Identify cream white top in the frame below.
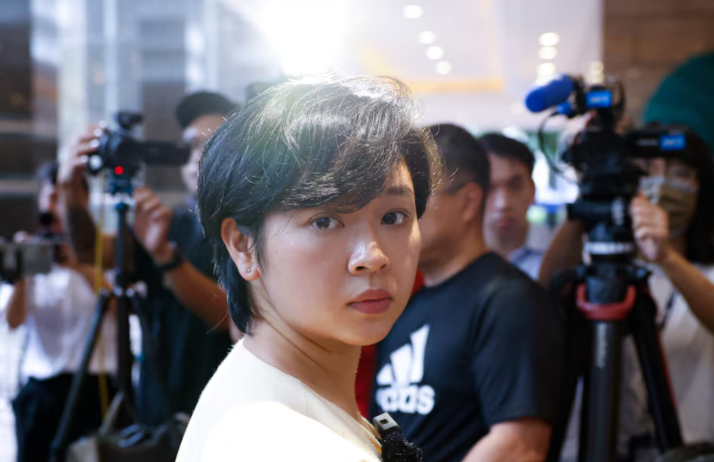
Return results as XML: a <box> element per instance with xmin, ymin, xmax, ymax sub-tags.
<box><xmin>176</xmin><ymin>340</ymin><xmax>382</xmax><ymax>462</ymax></box>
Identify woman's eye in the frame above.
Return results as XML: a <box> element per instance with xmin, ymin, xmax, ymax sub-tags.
<box><xmin>313</xmin><ymin>216</ymin><xmax>340</xmax><ymax>230</ymax></box>
<box><xmin>382</xmin><ymin>211</ymin><xmax>407</xmax><ymax>226</ymax></box>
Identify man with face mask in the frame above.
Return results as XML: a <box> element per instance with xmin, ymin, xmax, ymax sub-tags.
<box><xmin>540</xmin><ymin>128</ymin><xmax>714</xmax><ymax>460</ymax></box>
<box><xmin>58</xmin><ymin>92</ymin><xmax>236</xmax><ymax>426</ymax></box>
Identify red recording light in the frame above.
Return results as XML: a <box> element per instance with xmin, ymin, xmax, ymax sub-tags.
<box><xmin>115</xmin><ymin>166</ymin><xmax>124</xmax><ymax>175</ymax></box>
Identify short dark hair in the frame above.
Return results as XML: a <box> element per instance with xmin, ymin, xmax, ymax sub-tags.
<box><xmin>198</xmin><ymin>75</ymin><xmax>439</xmax><ymax>334</ymax></box>
<box><xmin>37</xmin><ymin>160</ymin><xmax>88</xmax><ymax>192</ymax></box>
<box><xmin>175</xmin><ymin>91</ymin><xmax>236</xmax><ymax>129</ymax></box>
<box><xmin>428</xmin><ymin>123</ymin><xmax>490</xmax><ymax>199</ymax></box>
<box><xmin>479</xmin><ymin>133</ymin><xmax>536</xmax><ymax>174</ymax></box>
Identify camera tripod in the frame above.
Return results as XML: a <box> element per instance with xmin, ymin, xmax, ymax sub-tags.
<box><xmin>549</xmin><ymin>258</ymin><xmax>683</xmax><ymax>462</ymax></box>
<box><xmin>48</xmin><ymin>178</ymin><xmax>177</xmax><ymax>462</ymax></box>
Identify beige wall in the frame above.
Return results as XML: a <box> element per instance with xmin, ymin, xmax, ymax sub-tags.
<box><xmin>604</xmin><ymin>0</ymin><xmax>714</xmax><ymax>122</ymax></box>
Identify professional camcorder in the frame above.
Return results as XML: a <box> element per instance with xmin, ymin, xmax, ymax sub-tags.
<box><xmin>526</xmin><ymin>74</ymin><xmax>691</xmax><ymax>261</ymax></box>
<box><xmin>88</xmin><ymin>111</ymin><xmax>190</xmax><ymax>185</ymax></box>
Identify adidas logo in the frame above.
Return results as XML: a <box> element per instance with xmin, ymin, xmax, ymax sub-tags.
<box><xmin>375</xmin><ymin>324</ymin><xmax>435</xmax><ymax>415</ymax></box>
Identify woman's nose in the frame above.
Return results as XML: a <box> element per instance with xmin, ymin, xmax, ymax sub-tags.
<box><xmin>348</xmin><ymin>239</ymin><xmax>389</xmax><ymax>275</ymax></box>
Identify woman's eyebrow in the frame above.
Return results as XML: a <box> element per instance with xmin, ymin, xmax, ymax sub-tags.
<box><xmin>382</xmin><ymin>185</ymin><xmax>415</xmax><ymax>197</ymax></box>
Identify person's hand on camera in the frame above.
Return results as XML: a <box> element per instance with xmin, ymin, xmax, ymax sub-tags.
<box><xmin>630</xmin><ymin>194</ymin><xmax>671</xmax><ymax>264</ymax></box>
<box><xmin>58</xmin><ymin>124</ymin><xmax>105</xmax><ymax>202</ymax></box>
<box><xmin>134</xmin><ymin>186</ymin><xmax>174</xmax><ymax>265</ymax></box>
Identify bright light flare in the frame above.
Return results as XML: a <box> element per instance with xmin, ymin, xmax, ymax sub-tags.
<box><xmin>435</xmin><ymin>61</ymin><xmax>452</xmax><ymax>75</ymax></box>
<box><xmin>426</xmin><ymin>46</ymin><xmax>444</xmax><ymax>60</ymax></box>
<box><xmin>261</xmin><ymin>0</ymin><xmax>348</xmax><ymax>76</ymax></box>
<box><xmin>539</xmin><ymin>32</ymin><xmax>560</xmax><ymax>47</ymax></box>
<box><xmin>403</xmin><ymin>5</ymin><xmax>423</xmax><ymax>19</ymax></box>
<box><xmin>418</xmin><ymin>31</ymin><xmax>436</xmax><ymax>44</ymax></box>
<box><xmin>538</xmin><ymin>46</ymin><xmax>558</xmax><ymax>60</ymax></box>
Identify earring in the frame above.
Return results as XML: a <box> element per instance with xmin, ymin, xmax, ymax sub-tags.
<box><xmin>246</xmin><ymin>268</ymin><xmax>252</xmax><ymax>274</ymax></box>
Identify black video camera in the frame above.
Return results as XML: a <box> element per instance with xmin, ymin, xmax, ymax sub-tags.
<box><xmin>526</xmin><ymin>75</ymin><xmax>691</xmax><ymax>262</ymax></box>
<box><xmin>88</xmin><ymin>111</ymin><xmax>190</xmax><ymax>192</ymax></box>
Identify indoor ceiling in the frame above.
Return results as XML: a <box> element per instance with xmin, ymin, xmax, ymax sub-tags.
<box><xmin>222</xmin><ymin>0</ymin><xmax>602</xmax><ymax>131</ymax></box>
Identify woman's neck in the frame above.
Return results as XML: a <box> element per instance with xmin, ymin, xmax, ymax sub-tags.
<box><xmin>243</xmin><ymin>320</ymin><xmax>363</xmax><ymax>421</ymax></box>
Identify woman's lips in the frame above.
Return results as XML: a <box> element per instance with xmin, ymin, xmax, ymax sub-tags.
<box><xmin>348</xmin><ymin>289</ymin><xmax>393</xmax><ymax>315</ymax></box>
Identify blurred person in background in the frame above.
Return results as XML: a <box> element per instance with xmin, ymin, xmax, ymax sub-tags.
<box><xmin>2</xmin><ymin>161</ymin><xmax>117</xmax><ymax>462</ymax></box>
<box><xmin>371</xmin><ymin>123</ymin><xmax>563</xmax><ymax>462</ymax></box>
<box><xmin>58</xmin><ymin>91</ymin><xmax>235</xmax><ymax>426</ymax></box>
<box><xmin>540</xmin><ymin>128</ymin><xmax>714</xmax><ymax>460</ymax></box>
<box><xmin>481</xmin><ymin>133</ymin><xmax>543</xmax><ymax>279</ymax></box>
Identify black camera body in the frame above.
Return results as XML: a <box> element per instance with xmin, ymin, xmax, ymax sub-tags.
<box><xmin>531</xmin><ymin>76</ymin><xmax>690</xmax><ymax>263</ymax></box>
<box><xmin>88</xmin><ymin>111</ymin><xmax>191</xmax><ymax>192</ymax></box>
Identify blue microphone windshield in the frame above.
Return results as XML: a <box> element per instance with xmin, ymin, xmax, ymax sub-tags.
<box><xmin>524</xmin><ymin>74</ymin><xmax>575</xmax><ymax>113</ymax></box>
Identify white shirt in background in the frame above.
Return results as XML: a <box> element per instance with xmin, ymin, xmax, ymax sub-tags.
<box><xmin>177</xmin><ymin>341</ymin><xmax>382</xmax><ymax>462</ymax></box>
<box><xmin>623</xmin><ymin>265</ymin><xmax>714</xmax><ymax>444</ymax></box>
<box><xmin>0</xmin><ymin>264</ymin><xmax>117</xmax><ymax>381</ymax></box>
<box><xmin>508</xmin><ymin>223</ymin><xmax>552</xmax><ymax>280</ymax></box>
<box><xmin>561</xmin><ymin>264</ymin><xmax>714</xmax><ymax>461</ymax></box>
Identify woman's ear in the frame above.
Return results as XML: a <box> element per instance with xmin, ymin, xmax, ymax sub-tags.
<box><xmin>221</xmin><ymin>218</ymin><xmax>260</xmax><ymax>281</ymax></box>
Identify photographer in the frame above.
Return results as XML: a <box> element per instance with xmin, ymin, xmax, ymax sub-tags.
<box><xmin>58</xmin><ymin>92</ymin><xmax>235</xmax><ymax>426</ymax></box>
<box><xmin>2</xmin><ymin>161</ymin><xmax>117</xmax><ymax>462</ymax></box>
<box><xmin>539</xmin><ymin>128</ymin><xmax>714</xmax><ymax>456</ymax></box>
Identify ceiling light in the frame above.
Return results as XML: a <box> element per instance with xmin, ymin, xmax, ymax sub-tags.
<box><xmin>403</xmin><ymin>5</ymin><xmax>423</xmax><ymax>19</ymax></box>
<box><xmin>538</xmin><ymin>46</ymin><xmax>557</xmax><ymax>60</ymax></box>
<box><xmin>418</xmin><ymin>31</ymin><xmax>436</xmax><ymax>44</ymax></box>
<box><xmin>539</xmin><ymin>32</ymin><xmax>560</xmax><ymax>47</ymax></box>
<box><xmin>537</xmin><ymin>62</ymin><xmax>556</xmax><ymax>77</ymax></box>
<box><xmin>435</xmin><ymin>61</ymin><xmax>452</xmax><ymax>75</ymax></box>
<box><xmin>426</xmin><ymin>46</ymin><xmax>444</xmax><ymax>60</ymax></box>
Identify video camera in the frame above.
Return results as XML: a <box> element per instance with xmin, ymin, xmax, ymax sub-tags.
<box><xmin>525</xmin><ymin>75</ymin><xmax>691</xmax><ymax>262</ymax></box>
<box><xmin>0</xmin><ymin>238</ymin><xmax>54</xmax><ymax>283</ymax></box>
<box><xmin>88</xmin><ymin>111</ymin><xmax>190</xmax><ymax>193</ymax></box>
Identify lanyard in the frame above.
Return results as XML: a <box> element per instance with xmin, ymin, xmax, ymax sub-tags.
<box><xmin>657</xmin><ymin>289</ymin><xmax>678</xmax><ymax>331</ymax></box>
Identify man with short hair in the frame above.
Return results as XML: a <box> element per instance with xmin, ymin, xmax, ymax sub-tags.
<box><xmin>371</xmin><ymin>124</ymin><xmax>563</xmax><ymax>462</ymax></box>
<box><xmin>481</xmin><ymin>133</ymin><xmax>544</xmax><ymax>279</ymax></box>
<box><xmin>59</xmin><ymin>91</ymin><xmax>236</xmax><ymax>425</ymax></box>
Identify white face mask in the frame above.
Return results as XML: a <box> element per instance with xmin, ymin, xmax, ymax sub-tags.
<box><xmin>639</xmin><ymin>176</ymin><xmax>698</xmax><ymax>237</ymax></box>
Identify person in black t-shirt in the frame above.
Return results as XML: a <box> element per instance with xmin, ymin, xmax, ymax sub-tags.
<box><xmin>371</xmin><ymin>124</ymin><xmax>564</xmax><ymax>462</ymax></box>
<box><xmin>58</xmin><ymin>92</ymin><xmax>236</xmax><ymax>425</ymax></box>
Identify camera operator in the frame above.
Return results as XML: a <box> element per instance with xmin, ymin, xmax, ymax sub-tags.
<box><xmin>540</xmin><ymin>127</ymin><xmax>714</xmax><ymax>457</ymax></box>
<box><xmin>58</xmin><ymin>92</ymin><xmax>235</xmax><ymax>426</ymax></box>
<box><xmin>2</xmin><ymin>161</ymin><xmax>117</xmax><ymax>462</ymax></box>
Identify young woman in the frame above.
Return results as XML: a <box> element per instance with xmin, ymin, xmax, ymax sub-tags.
<box><xmin>176</xmin><ymin>75</ymin><xmax>438</xmax><ymax>462</ymax></box>
<box><xmin>541</xmin><ymin>128</ymin><xmax>714</xmax><ymax>459</ymax></box>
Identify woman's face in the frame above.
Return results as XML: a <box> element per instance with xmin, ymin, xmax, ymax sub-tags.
<box><xmin>249</xmin><ymin>163</ymin><xmax>421</xmax><ymax>347</ymax></box>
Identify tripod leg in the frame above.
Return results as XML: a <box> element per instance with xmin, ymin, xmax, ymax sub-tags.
<box><xmin>585</xmin><ymin>321</ymin><xmax>623</xmax><ymax>462</ymax></box>
<box><xmin>49</xmin><ymin>290</ymin><xmax>112</xmax><ymax>462</ymax></box>
<box><xmin>628</xmin><ymin>293</ymin><xmax>683</xmax><ymax>452</ymax></box>
<box><xmin>127</xmin><ymin>290</ymin><xmax>182</xmax><ymax>453</ymax></box>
